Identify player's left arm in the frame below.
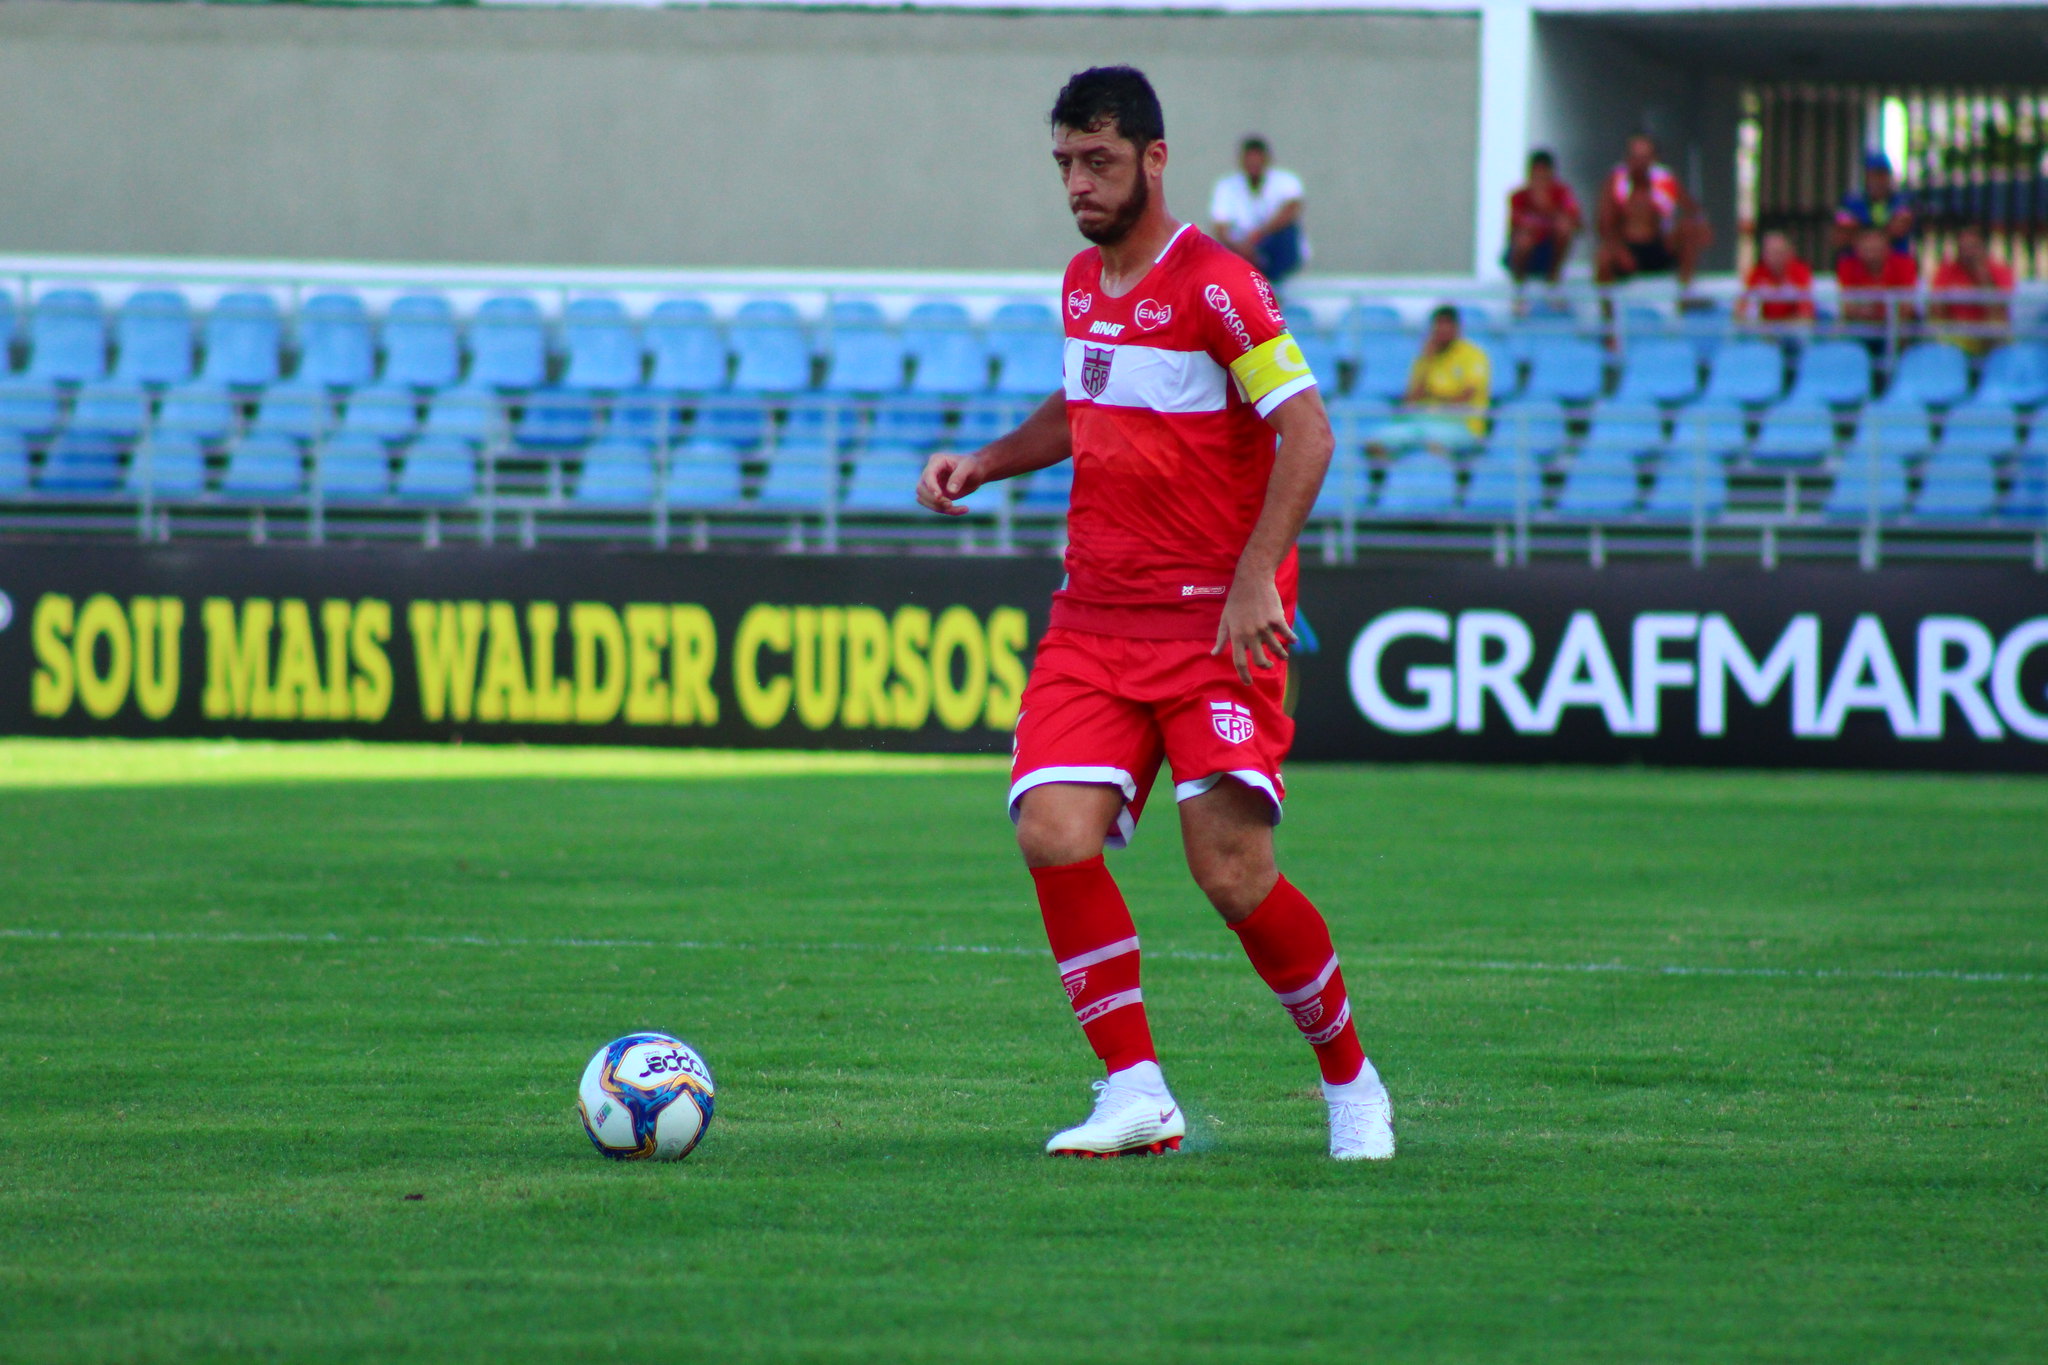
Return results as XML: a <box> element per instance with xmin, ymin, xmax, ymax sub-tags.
<box><xmin>1214</xmin><ymin>386</ymin><xmax>1333</xmax><ymax>685</ymax></box>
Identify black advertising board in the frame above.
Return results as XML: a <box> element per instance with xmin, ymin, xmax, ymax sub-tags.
<box><xmin>1</xmin><ymin>544</ymin><xmax>2044</xmax><ymax>772</ymax></box>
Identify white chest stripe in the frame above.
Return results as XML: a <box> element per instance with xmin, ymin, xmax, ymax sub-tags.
<box><xmin>1063</xmin><ymin>338</ymin><xmax>1230</xmax><ymax>414</ymax></box>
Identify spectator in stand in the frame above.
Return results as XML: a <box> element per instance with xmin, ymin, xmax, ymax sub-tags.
<box><xmin>1371</xmin><ymin>306</ymin><xmax>1491</xmax><ymax>452</ymax></box>
<box><xmin>1832</xmin><ymin>152</ymin><xmax>1916</xmax><ymax>263</ymax></box>
<box><xmin>1595</xmin><ymin>134</ymin><xmax>1712</xmax><ymax>288</ymax></box>
<box><xmin>1836</xmin><ymin>224</ymin><xmax>1920</xmax><ymax>332</ymax></box>
<box><xmin>1929</xmin><ymin>223</ymin><xmax>2015</xmax><ymax>355</ymax></box>
<box><xmin>1505</xmin><ymin>150</ymin><xmax>1582</xmax><ymax>286</ymax></box>
<box><xmin>1209</xmin><ymin>135</ymin><xmax>1308</xmax><ymax>287</ymax></box>
<box><xmin>1740</xmin><ymin>231</ymin><xmax>1816</xmax><ymax>325</ymax></box>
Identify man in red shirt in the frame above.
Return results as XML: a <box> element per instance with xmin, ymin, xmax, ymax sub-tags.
<box><xmin>1505</xmin><ymin>149</ymin><xmax>1582</xmax><ymax>285</ymax></box>
<box><xmin>1740</xmin><ymin>231</ymin><xmax>1815</xmax><ymax>324</ymax></box>
<box><xmin>1836</xmin><ymin>225</ymin><xmax>1919</xmax><ymax>330</ymax></box>
<box><xmin>1930</xmin><ymin>224</ymin><xmax>2015</xmax><ymax>355</ymax></box>
<box><xmin>915</xmin><ymin>66</ymin><xmax>1391</xmax><ymax>1162</ymax></box>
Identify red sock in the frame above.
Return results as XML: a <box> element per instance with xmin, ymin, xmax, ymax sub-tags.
<box><xmin>1229</xmin><ymin>875</ymin><xmax>1366</xmax><ymax>1085</ymax></box>
<box><xmin>1030</xmin><ymin>855</ymin><xmax>1156</xmax><ymax>1075</ymax></box>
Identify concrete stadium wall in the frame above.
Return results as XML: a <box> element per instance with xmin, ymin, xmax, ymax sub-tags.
<box><xmin>0</xmin><ymin>2</ymin><xmax>1479</xmax><ymax>276</ymax></box>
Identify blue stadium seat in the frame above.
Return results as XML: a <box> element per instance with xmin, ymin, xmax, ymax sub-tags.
<box><xmin>646</xmin><ymin>299</ymin><xmax>727</xmax><ymax>392</ymax></box>
<box><xmin>1352</xmin><ymin>333</ymin><xmax>1419</xmax><ymax>401</ymax></box>
<box><xmin>1580</xmin><ymin>401</ymin><xmax>1666</xmax><ymax>458</ymax></box>
<box><xmin>1336</xmin><ymin>303</ymin><xmax>1404</xmax><ymax>354</ymax></box>
<box><xmin>573</xmin><ymin>439</ymin><xmax>657</xmax><ymax>506</ymax></box>
<box><xmin>1294</xmin><ymin>332</ymin><xmax>1343</xmax><ymax>395</ymax></box>
<box><xmin>1487</xmin><ymin>398</ymin><xmax>1567</xmax><ymax>461</ymax></box>
<box><xmin>1455</xmin><ymin>304</ymin><xmax>1495</xmax><ymax>337</ymax></box>
<box><xmin>1613</xmin><ymin>338</ymin><xmax>1701</xmax><ymax>405</ymax></box>
<box><xmin>731</xmin><ymin>299</ymin><xmax>812</xmax><ymax>393</ymax></box>
<box><xmin>315</xmin><ymin>432</ymin><xmax>391</xmax><ymax>500</ymax></box>
<box><xmin>955</xmin><ymin>399</ymin><xmax>1031</xmax><ymax>447</ymax></box>
<box><xmin>421</xmin><ymin>388</ymin><xmax>500</xmax><ymax>442</ymax></box>
<box><xmin>989</xmin><ymin>301</ymin><xmax>1063</xmax><ymax>397</ymax></box>
<box><xmin>200</xmin><ymin>292</ymin><xmax>282</xmax><ymax>388</ymax></box>
<box><xmin>67</xmin><ymin>382</ymin><xmax>149</xmax><ymax>442</ymax></box>
<box><xmin>560</xmin><ymin>298</ymin><xmax>642</xmax><ymax>391</ymax></box>
<box><xmin>1519</xmin><ymin>335</ymin><xmax>1604</xmax><ymax>404</ymax></box>
<box><xmin>1852</xmin><ymin>404</ymin><xmax>1934</xmax><ymax>461</ymax></box>
<box><xmin>1017</xmin><ymin>459</ymin><xmax>1072</xmax><ymax>509</ymax></box>
<box><xmin>296</xmin><ymin>293</ymin><xmax>375</xmax><ymax>388</ymax></box>
<box><xmin>1459</xmin><ymin>449</ymin><xmax>1534</xmax><ymax>516</ymax></box>
<box><xmin>842</xmin><ymin>445</ymin><xmax>926</xmax><ymax>513</ymax></box>
<box><xmin>38</xmin><ymin>434</ymin><xmax>125</xmax><ymax>492</ymax></box>
<box><xmin>1701</xmin><ymin>339</ymin><xmax>1785</xmax><ymax>405</ymax></box>
<box><xmin>0</xmin><ymin>293</ymin><xmax>14</xmax><ymax>360</ymax></box>
<box><xmin>1373</xmin><ymin>451</ymin><xmax>1457</xmax><ymax>515</ymax></box>
<box><xmin>219</xmin><ymin>433</ymin><xmax>303</xmax><ymax>497</ymax></box>
<box><xmin>113</xmin><ymin>291</ymin><xmax>194</xmax><ymax>386</ymax></box>
<box><xmin>394</xmin><ymin>437</ymin><xmax>477</xmax><ymax>501</ymax></box>
<box><xmin>868</xmin><ymin>396</ymin><xmax>948</xmax><ymax>449</ymax></box>
<box><xmin>1667</xmin><ymin>404</ymin><xmax>1749</xmax><ymax>462</ymax></box>
<box><xmin>1975</xmin><ymin>342</ymin><xmax>2048</xmax><ymax>408</ymax></box>
<box><xmin>0</xmin><ymin>381</ymin><xmax>60</xmax><ymax>438</ymax></box>
<box><xmin>1881</xmin><ymin>342</ymin><xmax>1970</xmax><ymax>409</ymax></box>
<box><xmin>1913</xmin><ymin>454</ymin><xmax>1997</xmax><ymax>520</ymax></box>
<box><xmin>1750</xmin><ymin>402</ymin><xmax>1835</xmax><ymax>466</ymax></box>
<box><xmin>381</xmin><ymin>295</ymin><xmax>460</xmax><ymax>389</ymax></box>
<box><xmin>1323</xmin><ymin>397</ymin><xmax>1394</xmax><ymax>449</ymax></box>
<box><xmin>821</xmin><ymin>300</ymin><xmax>906</xmax><ymax>394</ymax></box>
<box><xmin>1677</xmin><ymin>305</ymin><xmax>1732</xmax><ymax>362</ymax></box>
<box><xmin>692</xmin><ymin>398</ymin><xmax>770</xmax><ymax>449</ymax></box>
<box><xmin>1936</xmin><ymin>403</ymin><xmax>2019</xmax><ymax>460</ymax></box>
<box><xmin>0</xmin><ymin>431</ymin><xmax>28</xmax><ymax>495</ymax></box>
<box><xmin>1311</xmin><ymin>445</ymin><xmax>1367</xmax><ymax>520</ymax></box>
<box><xmin>1787</xmin><ymin>340</ymin><xmax>1872</xmax><ymax>406</ymax></box>
<box><xmin>467</xmin><ymin>296</ymin><xmax>546</xmax><ymax>390</ymax></box>
<box><xmin>607</xmin><ymin>391</ymin><xmax>684</xmax><ymax>445</ymax></box>
<box><xmin>339</xmin><ymin>387</ymin><xmax>419</xmax><ymax>442</ymax></box>
<box><xmin>1555</xmin><ymin>453</ymin><xmax>1640</xmax><ymax>516</ymax></box>
<box><xmin>2002</xmin><ymin>457</ymin><xmax>2048</xmax><ymax>521</ymax></box>
<box><xmin>154</xmin><ymin>384</ymin><xmax>237</xmax><ymax>444</ymax></box>
<box><xmin>26</xmin><ymin>289</ymin><xmax>107</xmax><ymax>383</ymax></box>
<box><xmin>250</xmin><ymin>385</ymin><xmax>331</xmax><ymax>441</ymax></box>
<box><xmin>905</xmin><ymin>301</ymin><xmax>988</xmax><ymax>396</ymax></box>
<box><xmin>126</xmin><ymin>433</ymin><xmax>207</xmax><ymax>498</ymax></box>
<box><xmin>1822</xmin><ymin>456</ymin><xmax>1909</xmax><ymax>518</ymax></box>
<box><xmin>782</xmin><ymin>398</ymin><xmax>865</xmax><ymax>448</ymax></box>
<box><xmin>514</xmin><ymin>391</ymin><xmax>600</xmax><ymax>449</ymax></box>
<box><xmin>665</xmin><ymin>440</ymin><xmax>745</xmax><ymax>509</ymax></box>
<box><xmin>1644</xmin><ymin>456</ymin><xmax>1728</xmax><ymax>518</ymax></box>
<box><xmin>755</xmin><ymin>442</ymin><xmax>838</xmax><ymax>508</ymax></box>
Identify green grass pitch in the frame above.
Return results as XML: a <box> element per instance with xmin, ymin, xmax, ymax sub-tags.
<box><xmin>2</xmin><ymin>740</ymin><xmax>2044</xmax><ymax>1363</ymax></box>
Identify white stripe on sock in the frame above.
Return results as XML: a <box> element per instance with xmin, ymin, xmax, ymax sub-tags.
<box><xmin>1276</xmin><ymin>954</ymin><xmax>1339</xmax><ymax>1006</ymax></box>
<box><xmin>1075</xmin><ymin>988</ymin><xmax>1143</xmax><ymax>1024</ymax></box>
<box><xmin>1056</xmin><ymin>935</ymin><xmax>1140</xmax><ymax>976</ymax></box>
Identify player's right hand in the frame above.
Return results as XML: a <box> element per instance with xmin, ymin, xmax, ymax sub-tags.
<box><xmin>916</xmin><ymin>451</ymin><xmax>984</xmax><ymax>516</ymax></box>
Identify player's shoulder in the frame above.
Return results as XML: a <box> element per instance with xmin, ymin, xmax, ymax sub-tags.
<box><xmin>1170</xmin><ymin>229</ymin><xmax>1286</xmax><ymax>323</ymax></box>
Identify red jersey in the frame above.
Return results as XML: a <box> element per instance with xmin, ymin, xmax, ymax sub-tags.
<box><xmin>1053</xmin><ymin>225</ymin><xmax>1318</xmax><ymax>640</ymax></box>
<box><xmin>1930</xmin><ymin>258</ymin><xmax>2014</xmax><ymax>322</ymax></box>
<box><xmin>1741</xmin><ymin>259</ymin><xmax>1815</xmax><ymax>321</ymax></box>
<box><xmin>1508</xmin><ymin>182</ymin><xmax>1582</xmax><ymax>240</ymax></box>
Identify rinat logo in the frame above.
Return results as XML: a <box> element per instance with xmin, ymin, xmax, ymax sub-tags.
<box><xmin>1067</xmin><ymin>289</ymin><xmax>1093</xmax><ymax>319</ymax></box>
<box><xmin>1081</xmin><ymin>345</ymin><xmax>1114</xmax><ymax>398</ymax></box>
<box><xmin>1203</xmin><ymin>284</ymin><xmax>1252</xmax><ymax>353</ymax></box>
<box><xmin>1088</xmin><ymin>320</ymin><xmax>1125</xmax><ymax>338</ymax></box>
<box><xmin>1210</xmin><ymin>699</ymin><xmax>1255</xmax><ymax>744</ymax></box>
<box><xmin>1134</xmin><ymin>298</ymin><xmax>1172</xmax><ymax>330</ymax></box>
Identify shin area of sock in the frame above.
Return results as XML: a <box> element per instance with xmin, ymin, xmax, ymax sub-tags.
<box><xmin>1031</xmin><ymin>855</ymin><xmax>1156</xmax><ymax>1074</ymax></box>
<box><xmin>1230</xmin><ymin>874</ymin><xmax>1367</xmax><ymax>1085</ymax></box>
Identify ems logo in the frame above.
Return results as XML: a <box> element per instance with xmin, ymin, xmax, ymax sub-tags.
<box><xmin>1062</xmin><ymin>971</ymin><xmax>1086</xmax><ymax>1002</ymax></box>
<box><xmin>1081</xmin><ymin>345</ymin><xmax>1114</xmax><ymax>398</ymax></box>
<box><xmin>1210</xmin><ymin>699</ymin><xmax>1255</xmax><ymax>744</ymax></box>
<box><xmin>1286</xmin><ymin>999</ymin><xmax>1325</xmax><ymax>1030</ymax></box>
<box><xmin>1134</xmin><ymin>298</ymin><xmax>1172</xmax><ymax>331</ymax></box>
<box><xmin>1067</xmin><ymin>288</ymin><xmax>1093</xmax><ymax>319</ymax></box>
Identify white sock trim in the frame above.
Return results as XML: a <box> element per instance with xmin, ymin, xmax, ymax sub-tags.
<box><xmin>1276</xmin><ymin>954</ymin><xmax>1340</xmax><ymax>1006</ymax></box>
<box><xmin>1056</xmin><ymin>935</ymin><xmax>1140</xmax><ymax>975</ymax></box>
<box><xmin>1075</xmin><ymin>988</ymin><xmax>1142</xmax><ymax>1024</ymax></box>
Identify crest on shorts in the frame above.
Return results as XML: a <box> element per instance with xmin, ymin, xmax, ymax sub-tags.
<box><xmin>1081</xmin><ymin>345</ymin><xmax>1114</xmax><ymax>399</ymax></box>
<box><xmin>1210</xmin><ymin>699</ymin><xmax>1255</xmax><ymax>744</ymax></box>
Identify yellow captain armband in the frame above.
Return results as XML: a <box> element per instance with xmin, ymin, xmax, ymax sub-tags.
<box><xmin>1228</xmin><ymin>333</ymin><xmax>1318</xmax><ymax>416</ymax></box>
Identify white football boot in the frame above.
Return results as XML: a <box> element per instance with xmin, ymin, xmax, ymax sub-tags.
<box><xmin>1324</xmin><ymin>1077</ymin><xmax>1396</xmax><ymax>1161</ymax></box>
<box><xmin>1046</xmin><ymin>1063</ymin><xmax>1186</xmax><ymax>1158</ymax></box>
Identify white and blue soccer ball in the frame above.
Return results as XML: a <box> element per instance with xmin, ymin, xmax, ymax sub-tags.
<box><xmin>577</xmin><ymin>1032</ymin><xmax>716</xmax><ymax>1161</ymax></box>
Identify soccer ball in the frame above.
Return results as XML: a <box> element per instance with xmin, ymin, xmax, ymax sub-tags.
<box><xmin>577</xmin><ymin>1032</ymin><xmax>716</xmax><ymax>1161</ymax></box>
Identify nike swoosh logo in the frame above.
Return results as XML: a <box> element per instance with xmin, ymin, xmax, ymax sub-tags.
<box><xmin>1159</xmin><ymin>1108</ymin><xmax>1177</xmax><ymax>1123</ymax></box>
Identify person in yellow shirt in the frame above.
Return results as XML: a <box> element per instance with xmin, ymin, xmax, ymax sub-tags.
<box><xmin>1371</xmin><ymin>305</ymin><xmax>1491</xmax><ymax>452</ymax></box>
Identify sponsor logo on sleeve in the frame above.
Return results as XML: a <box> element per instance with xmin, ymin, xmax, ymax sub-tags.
<box><xmin>1203</xmin><ymin>284</ymin><xmax>1253</xmax><ymax>354</ymax></box>
<box><xmin>1134</xmin><ymin>299</ymin><xmax>1173</xmax><ymax>331</ymax></box>
<box><xmin>1250</xmin><ymin>274</ymin><xmax>1286</xmax><ymax>327</ymax></box>
<box><xmin>1081</xmin><ymin>345</ymin><xmax>1114</xmax><ymax>399</ymax></box>
<box><xmin>1067</xmin><ymin>289</ymin><xmax>1094</xmax><ymax>320</ymax></box>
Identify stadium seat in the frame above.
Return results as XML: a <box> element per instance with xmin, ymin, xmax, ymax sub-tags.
<box><xmin>66</xmin><ymin>382</ymin><xmax>149</xmax><ymax>442</ymax></box>
<box><xmin>645</xmin><ymin>299</ymin><xmax>728</xmax><ymax>392</ymax></box>
<box><xmin>955</xmin><ymin>399</ymin><xmax>1031</xmax><ymax>447</ymax></box>
<box><xmin>664</xmin><ymin>440</ymin><xmax>745</xmax><ymax>509</ymax></box>
<box><xmin>199</xmin><ymin>292</ymin><xmax>282</xmax><ymax>388</ymax></box>
<box><xmin>154</xmin><ymin>384</ymin><xmax>237</xmax><ymax>444</ymax></box>
<box><xmin>394</xmin><ymin>436</ymin><xmax>478</xmax><ymax>501</ymax></box>
<box><xmin>1336</xmin><ymin>302</ymin><xmax>1404</xmax><ymax>355</ymax></box>
<box><xmin>1750</xmin><ymin>402</ymin><xmax>1835</xmax><ymax>466</ymax></box>
<box><xmin>0</xmin><ymin>381</ymin><xmax>60</xmax><ymax>438</ymax></box>
<box><xmin>1554</xmin><ymin>452</ymin><xmax>1640</xmax><ymax>516</ymax></box>
<box><xmin>1913</xmin><ymin>454</ymin><xmax>1997</xmax><ymax>520</ymax></box>
<box><xmin>1519</xmin><ymin>335</ymin><xmax>1605</xmax><ymax>404</ymax></box>
<box><xmin>1787</xmin><ymin>340</ymin><xmax>1872</xmax><ymax>406</ymax></box>
<box><xmin>339</xmin><ymin>386</ymin><xmax>420</xmax><ymax>442</ymax></box>
<box><xmin>560</xmin><ymin>298</ymin><xmax>643</xmax><ymax>391</ymax></box>
<box><xmin>0</xmin><ymin>431</ymin><xmax>27</xmax><ymax>495</ymax></box>
<box><xmin>1613</xmin><ymin>338</ymin><xmax>1701</xmax><ymax>405</ymax></box>
<box><xmin>1852</xmin><ymin>404</ymin><xmax>1934</xmax><ymax>461</ymax></box>
<box><xmin>606</xmin><ymin>391</ymin><xmax>684</xmax><ymax>445</ymax></box>
<box><xmin>842</xmin><ymin>445</ymin><xmax>927</xmax><ymax>513</ymax></box>
<box><xmin>731</xmin><ymin>299</ymin><xmax>812</xmax><ymax>393</ymax></box>
<box><xmin>296</xmin><ymin>293</ymin><xmax>375</xmax><ymax>388</ymax></box>
<box><xmin>1459</xmin><ymin>449</ymin><xmax>1535</xmax><ymax>516</ymax></box>
<box><xmin>1488</xmin><ymin>398</ymin><xmax>1568</xmax><ymax>461</ymax></box>
<box><xmin>1701</xmin><ymin>339</ymin><xmax>1785</xmax><ymax>405</ymax></box>
<box><xmin>112</xmin><ymin>291</ymin><xmax>194</xmax><ymax>386</ymax></box>
<box><xmin>1667</xmin><ymin>404</ymin><xmax>1748</xmax><ymax>463</ymax></box>
<box><xmin>1294</xmin><ymin>331</ymin><xmax>1343</xmax><ymax>394</ymax></box>
<box><xmin>467</xmin><ymin>296</ymin><xmax>547</xmax><ymax>390</ymax></box>
<box><xmin>821</xmin><ymin>299</ymin><xmax>907</xmax><ymax>394</ymax></box>
<box><xmin>126</xmin><ymin>433</ymin><xmax>207</xmax><ymax>498</ymax></box>
<box><xmin>219</xmin><ymin>433</ymin><xmax>303</xmax><ymax>497</ymax></box>
<box><xmin>1822</xmin><ymin>456</ymin><xmax>1909</xmax><ymax>519</ymax></box>
<box><xmin>1881</xmin><ymin>342</ymin><xmax>1970</xmax><ymax>409</ymax></box>
<box><xmin>26</xmin><ymin>289</ymin><xmax>107</xmax><ymax>383</ymax></box>
<box><xmin>514</xmin><ymin>390</ymin><xmax>601</xmax><ymax>449</ymax></box>
<box><xmin>1017</xmin><ymin>459</ymin><xmax>1072</xmax><ymax>509</ymax></box>
<box><xmin>2001</xmin><ymin>458</ymin><xmax>2048</xmax><ymax>521</ymax></box>
<box><xmin>754</xmin><ymin>442</ymin><xmax>838</xmax><ymax>508</ymax></box>
<box><xmin>1644</xmin><ymin>456</ymin><xmax>1729</xmax><ymax>518</ymax></box>
<box><xmin>0</xmin><ymin>292</ymin><xmax>13</xmax><ymax>358</ymax></box>
<box><xmin>1323</xmin><ymin>396</ymin><xmax>1394</xmax><ymax>448</ymax></box>
<box><xmin>314</xmin><ymin>432</ymin><xmax>392</xmax><ymax>500</ymax></box>
<box><xmin>381</xmin><ymin>295</ymin><xmax>461</xmax><ymax>389</ymax></box>
<box><xmin>1352</xmin><ymin>333</ymin><xmax>1419</xmax><ymax>401</ymax></box>
<box><xmin>1311</xmin><ymin>445</ymin><xmax>1367</xmax><ymax>520</ymax></box>
<box><xmin>38</xmin><ymin>434</ymin><xmax>125</xmax><ymax>492</ymax></box>
<box><xmin>905</xmin><ymin>301</ymin><xmax>989</xmax><ymax>396</ymax></box>
<box><xmin>1936</xmin><ymin>403</ymin><xmax>2020</xmax><ymax>459</ymax></box>
<box><xmin>989</xmin><ymin>302</ymin><xmax>1063</xmax><ymax>397</ymax></box>
<box><xmin>692</xmin><ymin>398</ymin><xmax>770</xmax><ymax>449</ymax></box>
<box><xmin>573</xmin><ymin>439</ymin><xmax>657</xmax><ymax>506</ymax></box>
<box><xmin>1580</xmin><ymin>401</ymin><xmax>1666</xmax><ymax>459</ymax></box>
<box><xmin>1372</xmin><ymin>450</ymin><xmax>1457</xmax><ymax>515</ymax></box>
<box><xmin>250</xmin><ymin>385</ymin><xmax>332</xmax><ymax>441</ymax></box>
<box><xmin>1974</xmin><ymin>342</ymin><xmax>2048</xmax><ymax>408</ymax></box>
<box><xmin>421</xmin><ymin>387</ymin><xmax>501</xmax><ymax>442</ymax></box>
<box><xmin>783</xmin><ymin>398</ymin><xmax>866</xmax><ymax>448</ymax></box>
<box><xmin>868</xmin><ymin>396</ymin><xmax>949</xmax><ymax>449</ymax></box>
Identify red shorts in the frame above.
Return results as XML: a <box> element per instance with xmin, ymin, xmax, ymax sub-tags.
<box><xmin>1008</xmin><ymin>627</ymin><xmax>1292</xmax><ymax>848</ymax></box>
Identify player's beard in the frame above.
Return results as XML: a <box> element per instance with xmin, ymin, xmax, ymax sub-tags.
<box><xmin>1076</xmin><ymin>173</ymin><xmax>1150</xmax><ymax>247</ymax></box>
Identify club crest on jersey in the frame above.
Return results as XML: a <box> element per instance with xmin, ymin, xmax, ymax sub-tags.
<box><xmin>1081</xmin><ymin>345</ymin><xmax>1114</xmax><ymax>399</ymax></box>
<box><xmin>1067</xmin><ymin>288</ymin><xmax>1093</xmax><ymax>320</ymax></box>
<box><xmin>1134</xmin><ymin>298</ymin><xmax>1172</xmax><ymax>331</ymax></box>
<box><xmin>1203</xmin><ymin>284</ymin><xmax>1253</xmax><ymax>353</ymax></box>
<box><xmin>1210</xmin><ymin>699</ymin><xmax>1255</xmax><ymax>744</ymax></box>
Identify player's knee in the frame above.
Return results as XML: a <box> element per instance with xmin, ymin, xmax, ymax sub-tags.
<box><xmin>1015</xmin><ymin>805</ymin><xmax>1104</xmax><ymax>869</ymax></box>
<box><xmin>1187</xmin><ymin>847</ymin><xmax>1276</xmax><ymax>923</ymax></box>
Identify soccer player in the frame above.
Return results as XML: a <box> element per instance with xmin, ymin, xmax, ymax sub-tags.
<box><xmin>914</xmin><ymin>66</ymin><xmax>1393</xmax><ymax>1161</ymax></box>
